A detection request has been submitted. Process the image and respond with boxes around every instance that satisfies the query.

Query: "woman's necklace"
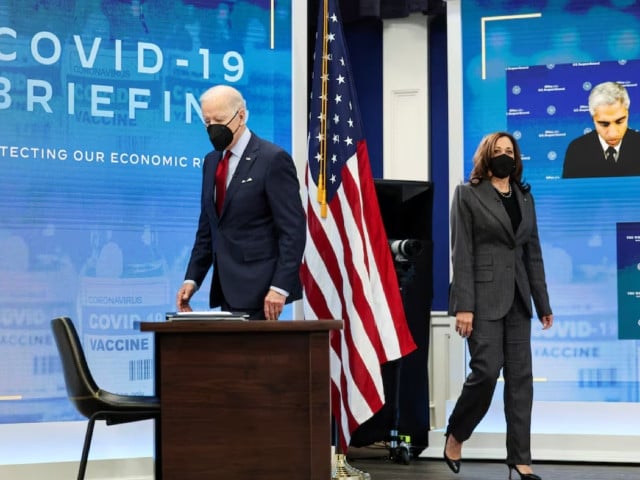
[495,183,512,198]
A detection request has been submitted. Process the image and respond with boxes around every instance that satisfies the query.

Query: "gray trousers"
[446,294,533,465]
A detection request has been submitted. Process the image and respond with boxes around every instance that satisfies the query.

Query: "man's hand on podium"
[264,289,285,321]
[176,282,197,312]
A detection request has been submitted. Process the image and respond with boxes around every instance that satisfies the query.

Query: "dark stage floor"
[345,446,639,480]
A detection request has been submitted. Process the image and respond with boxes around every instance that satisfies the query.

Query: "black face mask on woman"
[489,154,515,179]
[207,110,240,151]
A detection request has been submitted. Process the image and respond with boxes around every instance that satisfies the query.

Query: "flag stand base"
[332,454,371,480]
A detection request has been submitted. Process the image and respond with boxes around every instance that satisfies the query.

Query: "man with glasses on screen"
[175,85,306,320]
[562,81,640,178]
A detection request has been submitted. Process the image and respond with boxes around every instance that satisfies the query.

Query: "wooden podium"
[140,319,342,480]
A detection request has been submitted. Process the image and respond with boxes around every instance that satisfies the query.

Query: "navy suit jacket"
[185,131,306,310]
[562,129,640,178]
[448,180,552,321]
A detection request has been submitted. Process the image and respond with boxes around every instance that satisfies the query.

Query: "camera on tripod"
[389,239,423,262]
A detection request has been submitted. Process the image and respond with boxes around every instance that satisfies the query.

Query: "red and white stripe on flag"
[302,141,417,450]
[303,0,417,451]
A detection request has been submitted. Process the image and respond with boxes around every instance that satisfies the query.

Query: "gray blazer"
[448,180,552,321]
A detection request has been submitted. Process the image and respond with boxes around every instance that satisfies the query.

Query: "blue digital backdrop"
[462,1,640,402]
[0,0,293,423]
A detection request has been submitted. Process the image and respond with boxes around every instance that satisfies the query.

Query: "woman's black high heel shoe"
[443,433,461,474]
[508,464,541,480]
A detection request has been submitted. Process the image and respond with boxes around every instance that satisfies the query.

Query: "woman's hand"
[540,314,554,330]
[455,311,474,338]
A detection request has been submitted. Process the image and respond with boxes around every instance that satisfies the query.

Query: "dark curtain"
[380,0,440,19]
[309,0,443,24]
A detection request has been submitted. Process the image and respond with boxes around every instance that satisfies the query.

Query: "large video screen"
[0,0,293,423]
[506,60,640,401]
[461,1,640,403]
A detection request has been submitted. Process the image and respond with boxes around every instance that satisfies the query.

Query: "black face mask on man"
[207,110,240,151]
[489,154,515,179]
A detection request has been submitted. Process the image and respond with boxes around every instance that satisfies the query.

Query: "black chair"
[50,316,160,480]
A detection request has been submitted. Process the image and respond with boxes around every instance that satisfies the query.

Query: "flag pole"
[317,0,329,218]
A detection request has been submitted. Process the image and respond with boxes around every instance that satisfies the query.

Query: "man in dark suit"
[562,81,640,178]
[176,85,306,320]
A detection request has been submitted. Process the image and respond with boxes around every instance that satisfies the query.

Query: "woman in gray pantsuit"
[444,132,553,480]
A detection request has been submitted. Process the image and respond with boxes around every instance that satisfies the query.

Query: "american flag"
[301,0,417,451]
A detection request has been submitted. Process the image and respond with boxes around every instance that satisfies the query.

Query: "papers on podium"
[165,311,249,321]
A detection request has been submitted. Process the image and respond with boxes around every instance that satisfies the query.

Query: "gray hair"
[588,81,630,115]
[200,85,247,113]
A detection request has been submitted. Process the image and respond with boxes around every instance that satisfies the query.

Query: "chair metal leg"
[78,417,96,480]
[155,416,162,480]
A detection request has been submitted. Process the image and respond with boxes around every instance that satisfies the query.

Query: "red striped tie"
[215,150,232,215]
